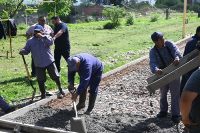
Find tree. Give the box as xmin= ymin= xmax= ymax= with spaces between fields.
xmin=155 ymin=0 xmax=182 ymax=7
xmin=39 ymin=0 xmax=72 ymax=17
xmin=0 ymin=0 xmax=24 ymax=18
xmin=103 ymin=6 xmax=126 ymax=26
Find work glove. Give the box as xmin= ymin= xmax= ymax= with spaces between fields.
xmin=68 ymin=84 xmax=76 ymax=94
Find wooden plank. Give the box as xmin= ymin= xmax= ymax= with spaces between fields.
xmin=147 ymin=55 xmax=200 ymax=94
xmin=147 ymin=49 xmax=200 ymax=84
xmin=0 ymin=119 xmax=75 ymax=133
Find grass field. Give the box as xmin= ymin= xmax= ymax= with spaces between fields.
xmin=0 ymin=12 xmax=199 ymax=103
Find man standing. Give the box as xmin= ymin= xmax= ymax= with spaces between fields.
xmin=181 ymin=69 xmax=200 ymax=133
xmin=67 ymin=53 xmax=103 ymax=115
xmin=149 ymin=32 xmax=182 ymax=123
xmin=20 ymin=25 xmax=65 ymax=99
xmin=51 ymin=16 xmax=70 ymax=72
xmin=26 ymin=16 xmax=54 ymax=77
xmin=180 ymin=26 xmax=200 ymax=95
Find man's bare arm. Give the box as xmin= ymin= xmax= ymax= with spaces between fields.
xmin=53 ymin=29 xmax=64 ymax=40
xmin=180 ymin=91 xmax=198 ymax=126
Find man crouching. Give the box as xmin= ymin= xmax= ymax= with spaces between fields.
xmin=19 ymin=25 xmax=65 ymax=99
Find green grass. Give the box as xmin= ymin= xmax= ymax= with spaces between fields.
xmin=0 ymin=12 xmax=200 ymax=103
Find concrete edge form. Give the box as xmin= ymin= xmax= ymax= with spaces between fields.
xmin=0 ymin=119 xmax=75 ymax=133
xmin=0 ymin=95 xmax=58 ymax=119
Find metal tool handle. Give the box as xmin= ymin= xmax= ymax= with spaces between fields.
xmin=73 ymin=102 xmax=78 ymax=118
xmin=21 ymin=55 xmax=36 ymax=101
xmin=22 ymin=55 xmax=31 ymax=80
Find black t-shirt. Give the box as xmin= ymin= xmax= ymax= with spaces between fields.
xmin=190 ymin=95 xmax=200 ymax=123
xmin=54 ymin=22 xmax=70 ymax=50
xmin=184 ymin=69 xmax=200 ymax=124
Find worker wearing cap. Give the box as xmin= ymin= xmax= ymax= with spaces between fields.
xmin=19 ymin=25 xmax=65 ymax=99
xmin=67 ymin=53 xmax=103 ymax=115
xmin=181 ymin=69 xmax=200 ymax=133
xmin=149 ymin=32 xmax=182 ymax=123
xmin=26 ymin=16 xmax=54 ymax=77
xmin=180 ymin=26 xmax=200 ymax=95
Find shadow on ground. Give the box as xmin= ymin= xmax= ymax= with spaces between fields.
xmin=0 ymin=76 xmax=37 ymax=85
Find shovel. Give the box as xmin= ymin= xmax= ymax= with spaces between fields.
xmin=70 ymin=102 xmax=87 ymax=133
xmin=21 ymin=55 xmax=36 ymax=101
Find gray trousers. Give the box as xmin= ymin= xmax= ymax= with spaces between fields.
xmin=35 ymin=63 xmax=60 ymax=97
xmin=159 ymin=78 xmax=180 ymax=116
xmin=35 ymin=63 xmax=59 ymax=82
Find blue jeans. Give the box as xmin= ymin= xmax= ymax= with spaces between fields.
xmin=159 ymin=78 xmax=180 ymax=116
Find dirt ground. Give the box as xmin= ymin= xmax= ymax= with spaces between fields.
xmin=13 ymin=59 xmax=186 ymax=133
xmin=13 ymin=41 xmax=189 ymax=133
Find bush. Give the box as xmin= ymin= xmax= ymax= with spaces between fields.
xmin=150 ymin=14 xmax=159 ymax=22
xmin=85 ymin=16 xmax=95 ymax=23
xmin=103 ymin=22 xmax=119 ymax=29
xmin=17 ymin=23 xmax=27 ymax=30
xmin=126 ymin=14 xmax=134 ymax=26
xmin=0 ymin=10 xmax=9 ymax=19
xmin=103 ymin=6 xmax=126 ymax=28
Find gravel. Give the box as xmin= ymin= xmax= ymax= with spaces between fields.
xmin=13 ymin=42 xmax=188 ymax=133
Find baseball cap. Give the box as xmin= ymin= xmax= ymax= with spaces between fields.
xmin=67 ymin=56 xmax=80 ymax=72
xmin=34 ymin=24 xmax=44 ymax=32
xmin=151 ymin=32 xmax=163 ymax=42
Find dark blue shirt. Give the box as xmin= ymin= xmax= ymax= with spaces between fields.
xmin=181 ymin=35 xmax=200 ymax=90
xmin=54 ymin=22 xmax=70 ymax=50
xmin=68 ymin=53 xmax=103 ymax=95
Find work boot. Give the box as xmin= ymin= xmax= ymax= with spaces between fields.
xmin=156 ymin=111 xmax=168 ymax=118
xmin=77 ymin=89 xmax=87 ymax=110
xmin=171 ymin=115 xmax=181 ymax=123
xmin=38 ymin=81 xmax=46 ymax=99
xmin=85 ymin=94 xmax=97 ymax=115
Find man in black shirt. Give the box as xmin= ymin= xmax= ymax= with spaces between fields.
xmin=181 ymin=69 xmax=200 ymax=133
xmin=51 ymin=16 xmax=70 ymax=72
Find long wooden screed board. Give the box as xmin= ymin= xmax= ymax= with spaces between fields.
xmin=147 ymin=49 xmax=200 ymax=94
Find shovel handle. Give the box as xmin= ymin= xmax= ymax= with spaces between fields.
xmin=73 ymin=102 xmax=78 ymax=118
xmin=22 ymin=55 xmax=31 ymax=80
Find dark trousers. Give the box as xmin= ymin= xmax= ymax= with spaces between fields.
xmin=31 ymin=56 xmax=36 ymax=76
xmin=54 ymin=48 xmax=70 ymax=72
xmin=180 ymin=69 xmax=198 ymax=95
xmin=36 ymin=63 xmax=61 ymax=98
xmin=78 ymin=66 xmax=103 ymax=111
xmin=188 ymin=125 xmax=200 ymax=133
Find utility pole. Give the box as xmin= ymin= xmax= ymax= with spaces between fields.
xmin=182 ymin=0 xmax=187 ymax=38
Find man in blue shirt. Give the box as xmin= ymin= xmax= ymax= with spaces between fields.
xmin=149 ymin=32 xmax=182 ymax=123
xmin=20 ymin=25 xmax=65 ymax=99
xmin=180 ymin=26 xmax=200 ymax=95
xmin=51 ymin=16 xmax=70 ymax=72
xmin=67 ymin=53 xmax=103 ymax=115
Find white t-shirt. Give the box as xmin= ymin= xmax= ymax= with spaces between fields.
xmin=26 ymin=23 xmax=54 ymax=37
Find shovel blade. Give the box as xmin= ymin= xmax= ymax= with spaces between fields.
xmin=70 ymin=117 xmax=87 ymax=133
